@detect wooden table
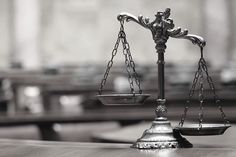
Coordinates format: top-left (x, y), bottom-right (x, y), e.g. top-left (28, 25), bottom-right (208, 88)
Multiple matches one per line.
top-left (92, 122), bottom-right (236, 147)
top-left (0, 137), bottom-right (235, 157)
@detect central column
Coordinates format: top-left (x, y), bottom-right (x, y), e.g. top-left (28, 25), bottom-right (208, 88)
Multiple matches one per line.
top-left (132, 10), bottom-right (180, 149)
top-left (154, 25), bottom-right (168, 118)
top-left (158, 52), bottom-right (165, 99)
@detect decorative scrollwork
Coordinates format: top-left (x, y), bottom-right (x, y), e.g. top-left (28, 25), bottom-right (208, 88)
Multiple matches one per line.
top-left (133, 141), bottom-right (179, 149)
top-left (117, 12), bottom-right (150, 29)
top-left (117, 8), bottom-right (206, 48)
top-left (155, 105), bottom-right (167, 117)
top-left (168, 27), bottom-right (206, 47)
top-left (167, 27), bottom-right (188, 37)
top-left (155, 99), bottom-right (167, 117)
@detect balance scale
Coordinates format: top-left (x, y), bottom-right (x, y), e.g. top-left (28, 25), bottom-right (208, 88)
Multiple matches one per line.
top-left (96, 8), bottom-right (230, 149)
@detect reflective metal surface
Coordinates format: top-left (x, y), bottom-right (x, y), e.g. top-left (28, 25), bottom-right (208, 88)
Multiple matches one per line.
top-left (132, 117), bottom-right (180, 149)
top-left (117, 8), bottom-right (206, 149)
top-left (96, 94), bottom-right (150, 105)
top-left (175, 124), bottom-right (231, 136)
top-left (179, 47), bottom-right (230, 130)
top-left (96, 8), bottom-right (230, 149)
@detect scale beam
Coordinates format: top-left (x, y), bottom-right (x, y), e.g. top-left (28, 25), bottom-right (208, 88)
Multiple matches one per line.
top-left (117, 8), bottom-right (206, 48)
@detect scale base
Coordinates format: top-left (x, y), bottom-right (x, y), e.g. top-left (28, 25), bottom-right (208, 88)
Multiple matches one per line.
top-left (132, 117), bottom-right (192, 149)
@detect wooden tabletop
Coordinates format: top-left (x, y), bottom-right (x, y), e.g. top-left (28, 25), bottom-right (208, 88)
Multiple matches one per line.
top-left (0, 138), bottom-right (235, 157)
top-left (92, 122), bottom-right (236, 148)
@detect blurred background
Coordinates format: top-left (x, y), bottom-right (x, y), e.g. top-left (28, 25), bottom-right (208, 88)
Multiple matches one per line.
top-left (0, 0), bottom-right (235, 143)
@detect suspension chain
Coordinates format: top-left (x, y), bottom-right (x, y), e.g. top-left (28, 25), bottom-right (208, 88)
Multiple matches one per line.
top-left (179, 46), bottom-right (229, 127)
top-left (179, 57), bottom-right (206, 128)
top-left (179, 65), bottom-right (200, 126)
top-left (198, 59), bottom-right (204, 129)
top-left (120, 22), bottom-right (142, 94)
top-left (124, 40), bottom-right (142, 94)
top-left (120, 27), bottom-right (135, 94)
top-left (98, 28), bottom-right (121, 95)
top-left (200, 48), bottom-right (229, 125)
top-left (98, 21), bottom-right (142, 95)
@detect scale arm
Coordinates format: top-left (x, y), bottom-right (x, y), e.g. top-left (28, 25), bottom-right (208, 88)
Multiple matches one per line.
top-left (182, 34), bottom-right (206, 47)
top-left (167, 27), bottom-right (206, 47)
top-left (117, 12), bottom-right (150, 29)
top-left (118, 12), bottom-right (206, 48)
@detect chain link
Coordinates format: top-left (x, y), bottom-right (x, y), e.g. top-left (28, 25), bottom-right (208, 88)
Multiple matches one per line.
top-left (119, 22), bottom-right (135, 94)
top-left (198, 60), bottom-right (204, 129)
top-left (98, 21), bottom-right (142, 95)
top-left (199, 48), bottom-right (229, 125)
top-left (121, 35), bottom-right (135, 94)
top-left (179, 65), bottom-right (200, 126)
top-left (179, 46), bottom-right (230, 127)
top-left (120, 24), bottom-right (142, 94)
top-left (98, 34), bottom-right (121, 95)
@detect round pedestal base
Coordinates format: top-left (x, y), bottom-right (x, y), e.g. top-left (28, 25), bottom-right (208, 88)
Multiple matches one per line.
top-left (132, 140), bottom-right (178, 149)
top-left (132, 117), bottom-right (192, 149)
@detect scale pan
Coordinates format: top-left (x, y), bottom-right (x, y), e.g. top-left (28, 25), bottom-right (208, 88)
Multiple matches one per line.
top-left (175, 124), bottom-right (231, 136)
top-left (96, 93), bottom-right (150, 105)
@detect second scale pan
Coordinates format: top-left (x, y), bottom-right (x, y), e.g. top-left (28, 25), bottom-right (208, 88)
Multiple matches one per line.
top-left (175, 124), bottom-right (231, 136)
